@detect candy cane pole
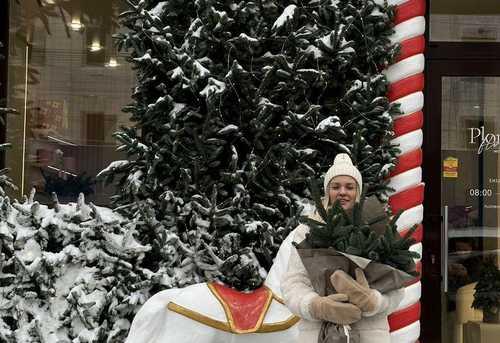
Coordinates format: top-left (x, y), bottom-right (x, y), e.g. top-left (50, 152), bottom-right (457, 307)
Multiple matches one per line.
top-left (378, 0), bottom-right (427, 342)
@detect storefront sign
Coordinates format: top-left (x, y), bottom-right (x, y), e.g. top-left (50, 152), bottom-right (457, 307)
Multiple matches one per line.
top-left (468, 126), bottom-right (500, 154)
top-left (443, 157), bottom-right (458, 178)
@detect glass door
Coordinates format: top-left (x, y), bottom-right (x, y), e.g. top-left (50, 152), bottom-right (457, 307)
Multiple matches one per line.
top-left (441, 76), bottom-right (500, 343)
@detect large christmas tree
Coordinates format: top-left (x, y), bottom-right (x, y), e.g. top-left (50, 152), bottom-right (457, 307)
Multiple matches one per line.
top-left (99, 0), bottom-right (401, 291)
top-left (0, 1), bottom-right (404, 341)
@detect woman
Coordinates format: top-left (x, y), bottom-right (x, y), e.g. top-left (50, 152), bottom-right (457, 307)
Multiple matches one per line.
top-left (280, 153), bottom-right (404, 343)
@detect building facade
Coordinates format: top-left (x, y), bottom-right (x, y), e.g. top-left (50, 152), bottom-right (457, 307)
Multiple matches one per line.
top-left (424, 2), bottom-right (500, 342)
top-left (1, 1), bottom-right (500, 343)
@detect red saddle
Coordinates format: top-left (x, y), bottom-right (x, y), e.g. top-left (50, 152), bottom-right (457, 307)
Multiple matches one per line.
top-left (208, 282), bottom-right (272, 333)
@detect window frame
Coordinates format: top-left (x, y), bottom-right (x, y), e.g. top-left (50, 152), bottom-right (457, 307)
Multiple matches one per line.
top-left (0, 0), bottom-right (9, 170)
top-left (428, 41), bottom-right (500, 60)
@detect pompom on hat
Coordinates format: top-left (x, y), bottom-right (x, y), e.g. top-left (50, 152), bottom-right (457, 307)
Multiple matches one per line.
top-left (323, 153), bottom-right (363, 202)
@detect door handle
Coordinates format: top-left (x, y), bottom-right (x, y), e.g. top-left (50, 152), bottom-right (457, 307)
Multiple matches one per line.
top-left (442, 205), bottom-right (449, 293)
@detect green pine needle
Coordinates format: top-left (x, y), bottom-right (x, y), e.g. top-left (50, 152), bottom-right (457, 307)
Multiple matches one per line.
top-left (301, 180), bottom-right (419, 275)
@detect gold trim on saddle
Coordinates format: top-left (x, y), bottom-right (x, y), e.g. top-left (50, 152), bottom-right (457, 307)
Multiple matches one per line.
top-left (166, 283), bottom-right (299, 334)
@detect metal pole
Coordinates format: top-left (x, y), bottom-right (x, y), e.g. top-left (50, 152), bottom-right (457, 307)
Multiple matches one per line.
top-left (442, 205), bottom-right (449, 293)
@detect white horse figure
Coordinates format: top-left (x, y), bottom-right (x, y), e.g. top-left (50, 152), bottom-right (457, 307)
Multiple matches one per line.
top-left (125, 232), bottom-right (300, 343)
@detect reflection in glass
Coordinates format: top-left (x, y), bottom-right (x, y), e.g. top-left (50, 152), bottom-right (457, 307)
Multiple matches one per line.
top-left (441, 77), bottom-right (500, 343)
top-left (6, 0), bottom-right (134, 205)
top-left (430, 0), bottom-right (500, 42)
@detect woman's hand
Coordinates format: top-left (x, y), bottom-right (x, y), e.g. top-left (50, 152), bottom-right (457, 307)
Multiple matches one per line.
top-left (309, 293), bottom-right (362, 324)
top-left (330, 268), bottom-right (383, 316)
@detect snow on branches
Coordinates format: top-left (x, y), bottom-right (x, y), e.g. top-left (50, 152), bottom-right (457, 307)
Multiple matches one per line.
top-left (102, 0), bottom-right (401, 293)
top-left (0, 190), bottom-right (159, 342)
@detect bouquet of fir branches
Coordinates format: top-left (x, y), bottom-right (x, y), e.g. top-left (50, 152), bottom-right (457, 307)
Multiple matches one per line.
top-left (293, 182), bottom-right (420, 343)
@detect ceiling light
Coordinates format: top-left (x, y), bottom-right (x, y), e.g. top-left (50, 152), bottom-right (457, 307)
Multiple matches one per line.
top-left (70, 18), bottom-right (84, 32)
top-left (89, 41), bottom-right (103, 52)
top-left (105, 57), bottom-right (119, 68)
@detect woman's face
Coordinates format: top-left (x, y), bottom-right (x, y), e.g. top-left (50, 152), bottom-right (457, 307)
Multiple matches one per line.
top-left (328, 175), bottom-right (358, 210)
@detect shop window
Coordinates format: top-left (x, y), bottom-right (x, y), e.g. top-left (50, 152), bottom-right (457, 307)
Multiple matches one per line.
top-left (441, 76), bottom-right (500, 343)
top-left (5, 0), bottom-right (134, 205)
top-left (431, 0), bottom-right (500, 42)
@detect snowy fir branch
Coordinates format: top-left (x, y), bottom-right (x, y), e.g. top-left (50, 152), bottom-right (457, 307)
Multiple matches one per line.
top-left (0, 190), bottom-right (161, 342)
top-left (99, 0), bottom-right (401, 295)
top-left (299, 181), bottom-right (420, 275)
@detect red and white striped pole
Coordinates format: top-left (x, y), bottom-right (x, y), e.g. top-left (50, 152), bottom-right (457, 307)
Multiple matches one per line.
top-left (379, 0), bottom-right (426, 342)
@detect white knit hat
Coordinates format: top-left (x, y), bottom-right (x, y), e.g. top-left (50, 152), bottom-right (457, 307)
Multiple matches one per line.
top-left (323, 153), bottom-right (362, 202)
